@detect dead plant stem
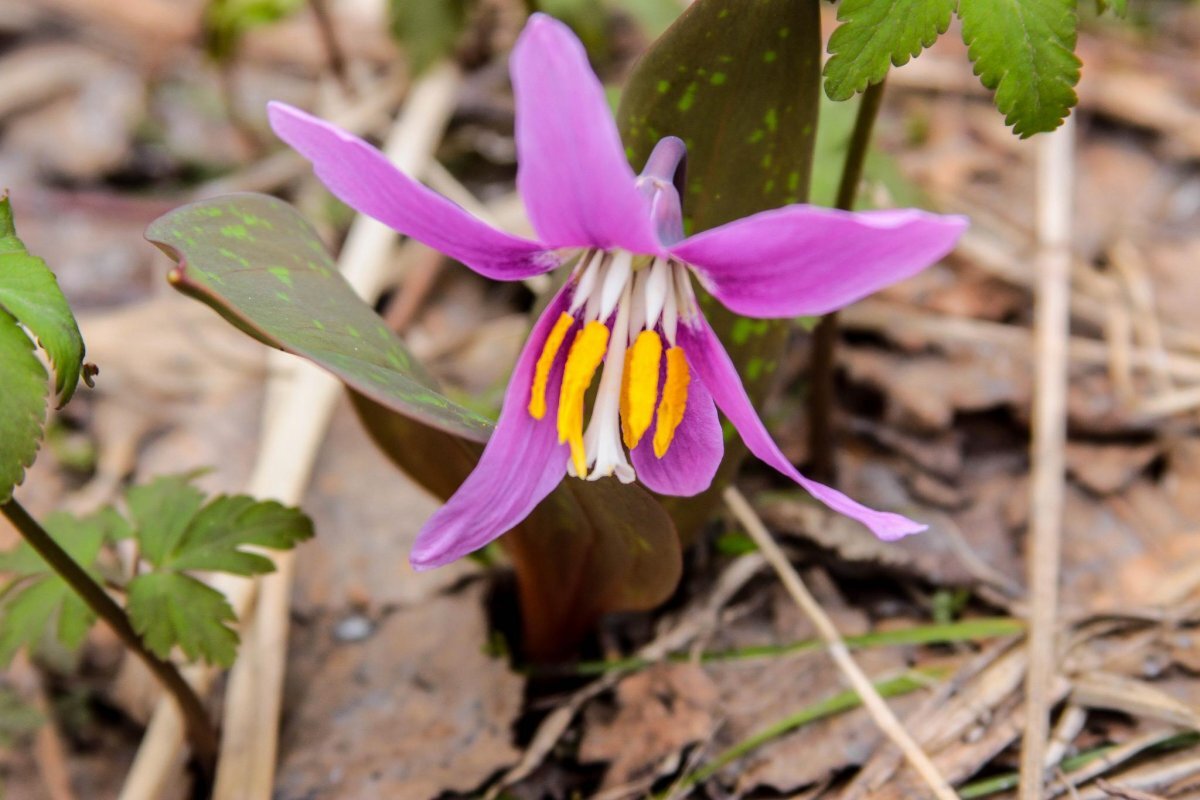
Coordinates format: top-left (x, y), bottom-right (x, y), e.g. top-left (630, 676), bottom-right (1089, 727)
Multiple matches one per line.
top-left (0, 499), bottom-right (218, 776)
top-left (722, 486), bottom-right (959, 800)
top-left (1019, 116), bottom-right (1075, 799)
top-left (807, 78), bottom-right (886, 483)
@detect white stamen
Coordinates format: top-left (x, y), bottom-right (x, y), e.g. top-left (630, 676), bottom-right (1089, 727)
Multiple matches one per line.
top-left (644, 257), bottom-right (669, 332)
top-left (584, 255), bottom-right (607, 322)
top-left (627, 268), bottom-right (647, 343)
top-left (673, 261), bottom-right (698, 321)
top-left (568, 249), bottom-right (604, 315)
top-left (599, 250), bottom-right (633, 321)
top-left (662, 264), bottom-right (679, 346)
top-left (582, 280), bottom-right (636, 483)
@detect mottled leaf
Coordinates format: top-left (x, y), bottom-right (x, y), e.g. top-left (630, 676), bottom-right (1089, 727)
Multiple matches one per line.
top-left (146, 194), bottom-right (492, 443)
top-left (126, 572), bottom-right (239, 666)
top-left (959, 0), bottom-right (1081, 137)
top-left (150, 193), bottom-right (678, 659)
top-left (824, 0), bottom-right (957, 101)
top-left (617, 0), bottom-right (821, 540)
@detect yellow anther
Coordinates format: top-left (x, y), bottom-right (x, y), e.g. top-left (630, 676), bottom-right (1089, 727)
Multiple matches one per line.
top-left (528, 312), bottom-right (575, 420)
top-left (621, 330), bottom-right (663, 449)
top-left (653, 346), bottom-right (690, 458)
top-left (556, 321), bottom-right (609, 476)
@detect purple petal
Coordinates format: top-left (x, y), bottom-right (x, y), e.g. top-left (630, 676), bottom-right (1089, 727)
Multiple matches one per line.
top-left (268, 102), bottom-right (556, 281)
top-left (411, 288), bottom-right (574, 569)
top-left (631, 375), bottom-right (722, 497)
top-left (671, 206), bottom-right (967, 317)
top-left (511, 14), bottom-right (661, 253)
top-left (678, 315), bottom-right (926, 540)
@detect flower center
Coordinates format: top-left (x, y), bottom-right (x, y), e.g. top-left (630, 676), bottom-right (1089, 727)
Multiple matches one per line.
top-left (526, 248), bottom-right (700, 482)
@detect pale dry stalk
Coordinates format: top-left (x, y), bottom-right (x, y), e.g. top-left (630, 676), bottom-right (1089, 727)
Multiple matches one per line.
top-left (1018, 115), bottom-right (1075, 800)
top-left (722, 486), bottom-right (959, 800)
top-left (117, 62), bottom-right (464, 800)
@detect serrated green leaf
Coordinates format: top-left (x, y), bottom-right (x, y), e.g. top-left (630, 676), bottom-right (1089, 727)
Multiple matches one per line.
top-left (0, 312), bottom-right (47, 504)
top-left (388, 0), bottom-right (468, 74)
top-left (0, 196), bottom-right (85, 406)
top-left (126, 572), bottom-right (239, 666)
top-left (126, 475), bottom-right (207, 568)
top-left (146, 194), bottom-right (492, 444)
top-left (0, 511), bottom-right (108, 665)
top-left (959, 0), bottom-right (1081, 137)
top-left (166, 495), bottom-right (313, 575)
top-left (824, 0), bottom-right (956, 101)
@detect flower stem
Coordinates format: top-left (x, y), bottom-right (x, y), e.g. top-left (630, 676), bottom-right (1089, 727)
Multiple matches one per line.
top-left (0, 499), bottom-right (219, 777)
top-left (807, 78), bottom-right (887, 483)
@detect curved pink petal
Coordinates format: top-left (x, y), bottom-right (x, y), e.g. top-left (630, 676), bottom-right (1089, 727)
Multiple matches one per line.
top-left (631, 375), bottom-right (723, 497)
top-left (411, 289), bottom-right (574, 569)
top-left (511, 14), bottom-right (660, 254)
top-left (268, 102), bottom-right (557, 281)
top-left (678, 315), bottom-right (925, 540)
top-left (671, 206), bottom-right (967, 318)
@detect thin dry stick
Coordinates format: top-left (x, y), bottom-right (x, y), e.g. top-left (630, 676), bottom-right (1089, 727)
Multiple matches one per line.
top-left (722, 486), bottom-right (959, 800)
top-left (117, 63), bottom-right (465, 800)
top-left (1019, 115), bottom-right (1075, 800)
top-left (212, 62), bottom-right (465, 800)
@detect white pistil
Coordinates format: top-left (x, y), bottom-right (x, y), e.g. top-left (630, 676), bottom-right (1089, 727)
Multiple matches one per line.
top-left (599, 250), bottom-right (633, 321)
top-left (582, 280), bottom-right (635, 483)
top-left (644, 257), bottom-right (669, 332)
top-left (568, 249), bottom-right (604, 315)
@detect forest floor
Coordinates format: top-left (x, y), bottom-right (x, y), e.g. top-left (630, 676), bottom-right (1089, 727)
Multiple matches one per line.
top-left (2, 0), bottom-right (1200, 798)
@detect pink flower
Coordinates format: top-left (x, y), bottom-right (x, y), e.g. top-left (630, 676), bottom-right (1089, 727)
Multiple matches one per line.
top-left (268, 14), bottom-right (967, 570)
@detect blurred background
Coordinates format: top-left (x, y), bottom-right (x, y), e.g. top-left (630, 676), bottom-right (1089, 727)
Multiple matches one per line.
top-left (2, 0), bottom-right (1200, 798)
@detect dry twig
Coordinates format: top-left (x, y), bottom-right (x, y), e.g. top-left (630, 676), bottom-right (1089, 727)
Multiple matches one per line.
top-left (722, 486), bottom-right (959, 800)
top-left (1019, 115), bottom-right (1075, 800)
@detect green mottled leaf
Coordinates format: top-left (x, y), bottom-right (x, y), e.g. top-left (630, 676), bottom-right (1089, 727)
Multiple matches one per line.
top-left (126, 572), bottom-right (239, 666)
top-left (127, 474), bottom-right (207, 568)
top-left (388, 0), bottom-right (469, 74)
top-left (617, 0), bottom-right (821, 540)
top-left (959, 0), bottom-right (1081, 137)
top-left (151, 192), bottom-right (679, 657)
top-left (146, 194), bottom-right (492, 444)
top-left (824, 0), bottom-right (956, 101)
top-left (0, 511), bottom-right (109, 665)
top-left (166, 495), bottom-right (313, 575)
